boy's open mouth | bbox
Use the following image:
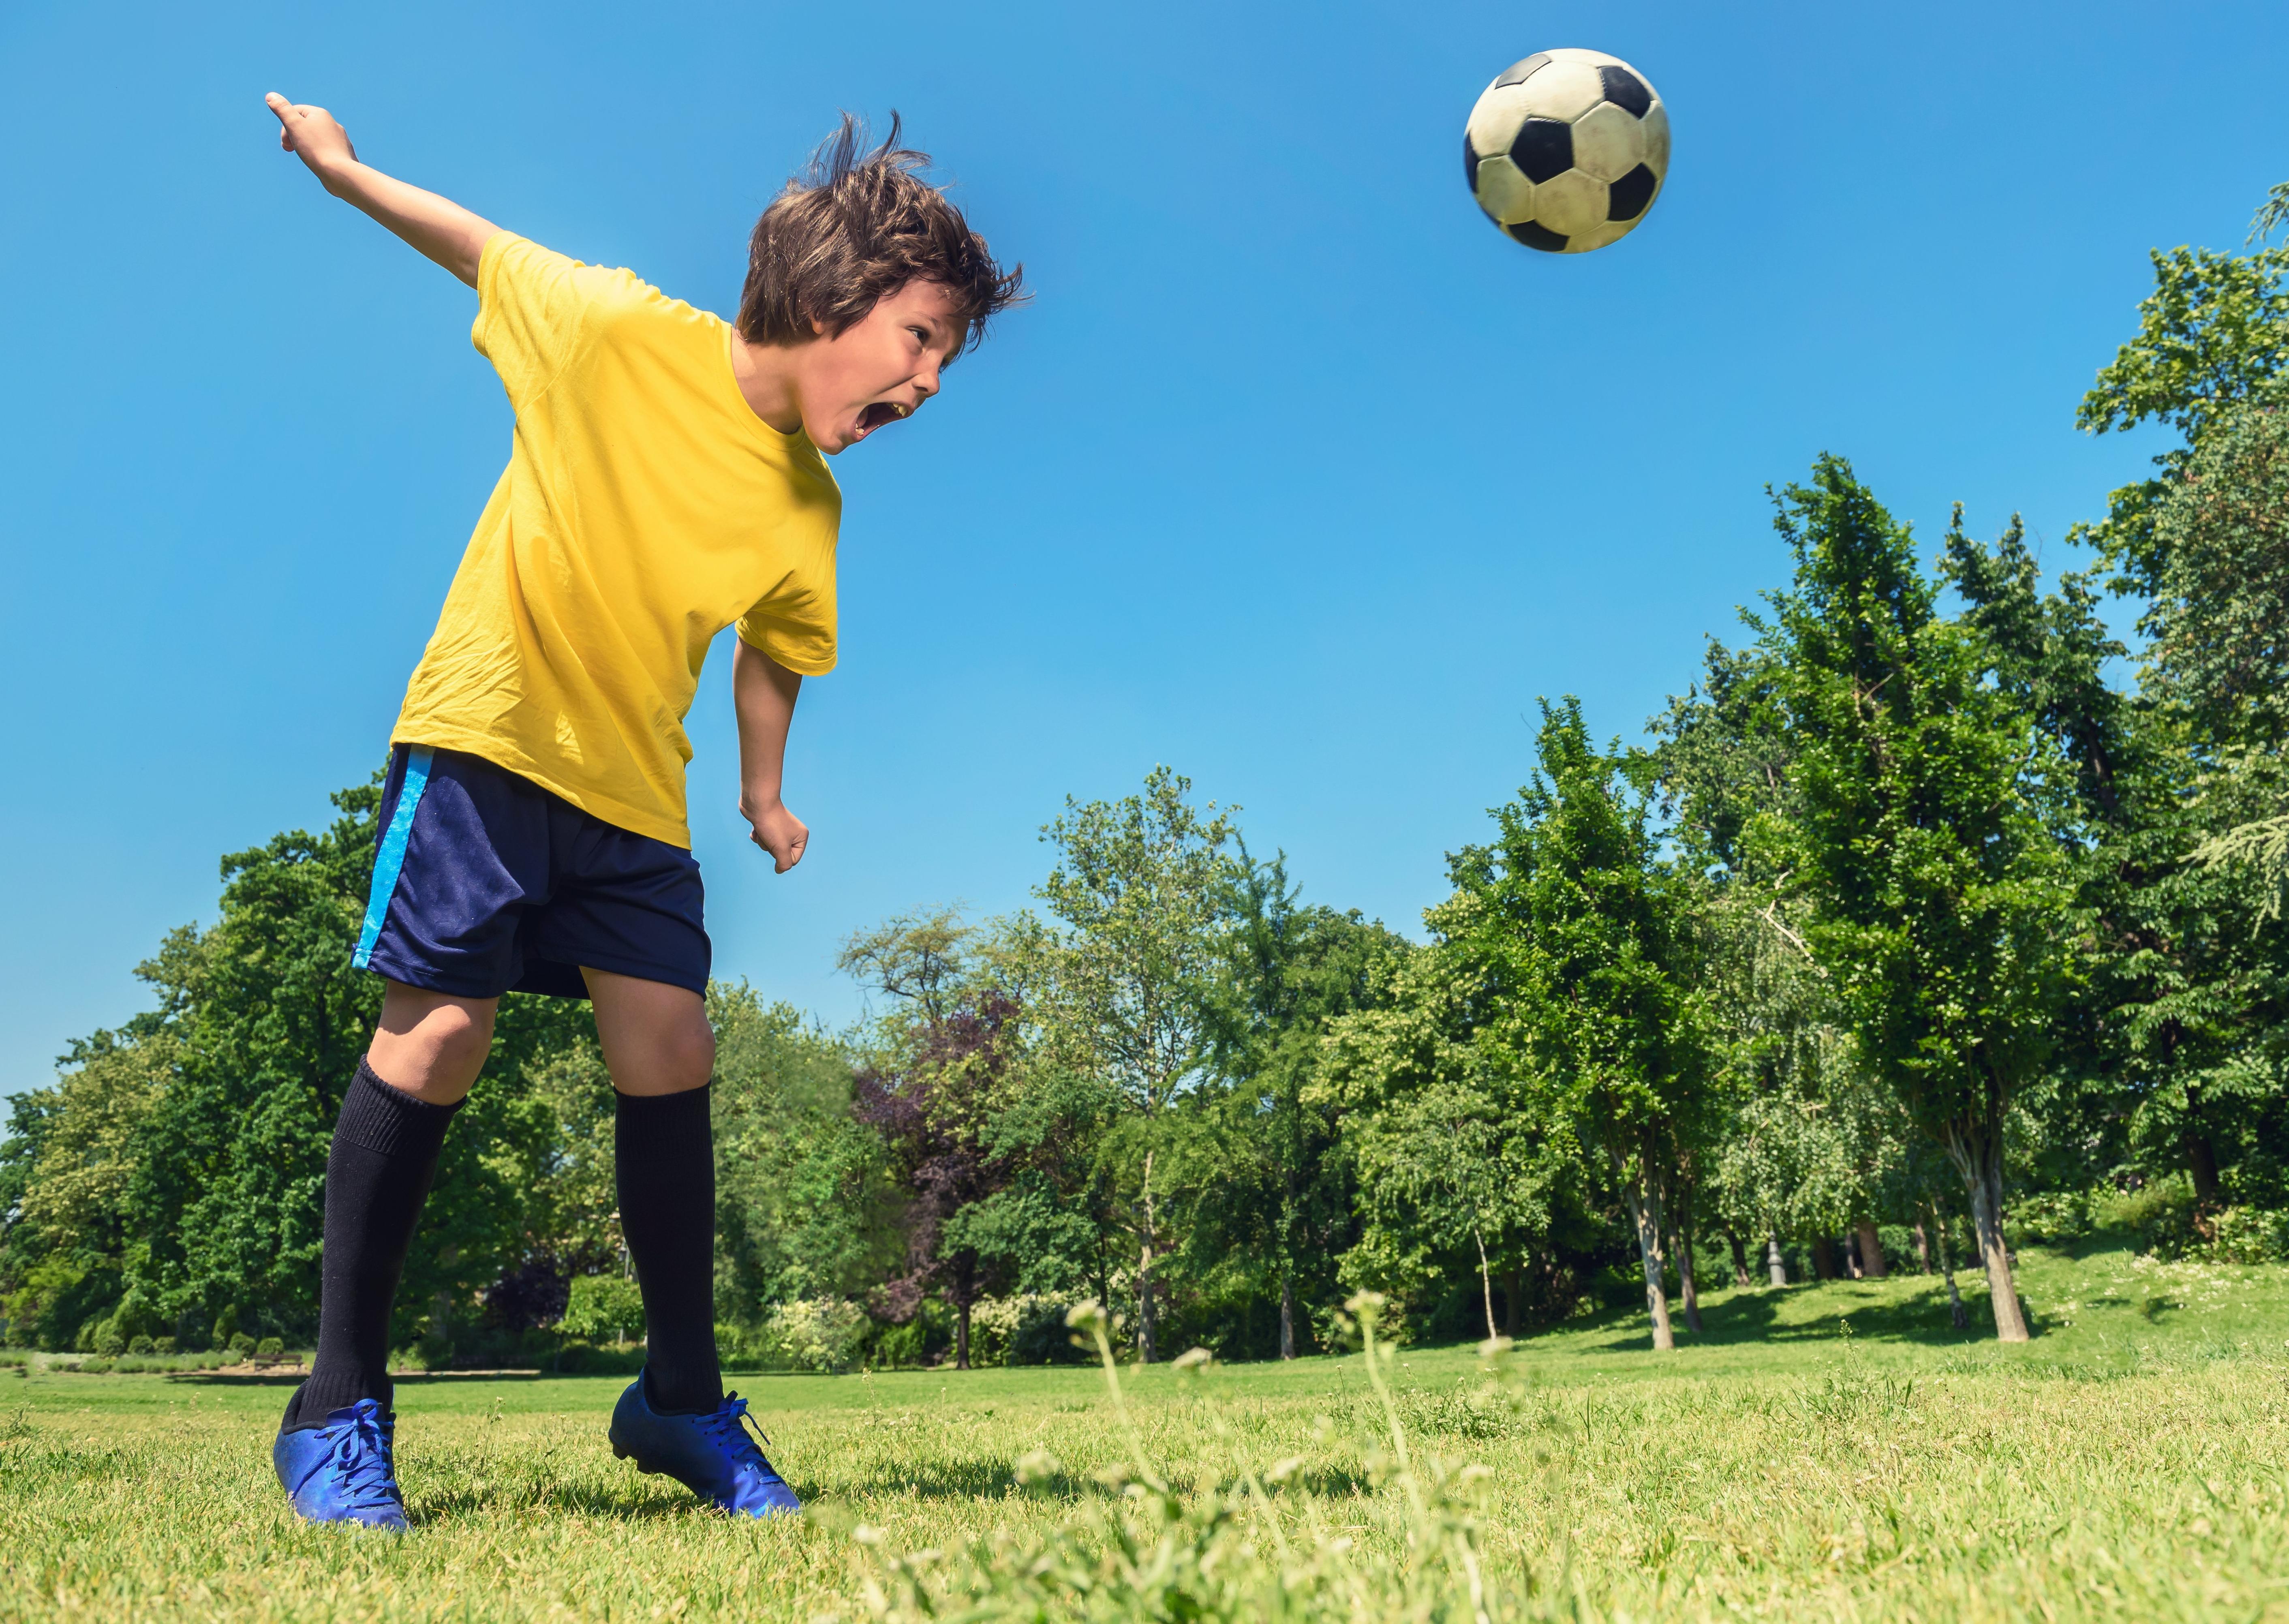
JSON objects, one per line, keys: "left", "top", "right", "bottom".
{"left": 855, "top": 401, "right": 911, "bottom": 435}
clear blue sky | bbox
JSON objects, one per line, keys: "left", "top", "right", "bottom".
{"left": 3, "top": 0, "right": 2282, "bottom": 1096}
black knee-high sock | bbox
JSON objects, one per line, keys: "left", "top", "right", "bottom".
{"left": 615, "top": 1085, "right": 722, "bottom": 1415}
{"left": 288, "top": 1060, "right": 462, "bottom": 1428}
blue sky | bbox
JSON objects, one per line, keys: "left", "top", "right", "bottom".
{"left": 2, "top": 0, "right": 2283, "bottom": 1096}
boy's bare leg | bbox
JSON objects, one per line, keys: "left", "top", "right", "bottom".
{"left": 367, "top": 982, "right": 498, "bottom": 1104}
{"left": 584, "top": 968, "right": 714, "bottom": 1095}
{"left": 586, "top": 967, "right": 723, "bottom": 1413}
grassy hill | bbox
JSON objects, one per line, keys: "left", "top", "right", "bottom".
{"left": 4, "top": 1238, "right": 2287, "bottom": 1621}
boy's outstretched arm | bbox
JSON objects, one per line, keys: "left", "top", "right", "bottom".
{"left": 265, "top": 93, "right": 499, "bottom": 287}
{"left": 733, "top": 641, "right": 810, "bottom": 874}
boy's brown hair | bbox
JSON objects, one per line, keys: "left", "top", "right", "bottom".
{"left": 739, "top": 115, "right": 1025, "bottom": 355}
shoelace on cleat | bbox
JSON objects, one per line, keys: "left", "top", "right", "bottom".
{"left": 697, "top": 1393, "right": 781, "bottom": 1476}
{"left": 323, "top": 1406, "right": 404, "bottom": 1513}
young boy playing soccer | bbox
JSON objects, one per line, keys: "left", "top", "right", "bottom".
{"left": 261, "top": 92, "right": 1022, "bottom": 1530}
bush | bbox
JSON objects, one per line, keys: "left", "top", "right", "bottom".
{"left": 127, "top": 1335, "right": 155, "bottom": 1356}
{"left": 2092, "top": 1175, "right": 2199, "bottom": 1255}
{"left": 549, "top": 1339, "right": 645, "bottom": 1376}
{"left": 255, "top": 1336, "right": 285, "bottom": 1362}
{"left": 968, "top": 1294, "right": 1089, "bottom": 1367}
{"left": 761, "top": 1298, "right": 869, "bottom": 1373}
{"left": 153, "top": 1335, "right": 176, "bottom": 1355}
{"left": 558, "top": 1275, "right": 645, "bottom": 1344}
{"left": 2201, "top": 1206, "right": 2289, "bottom": 1265}
{"left": 93, "top": 1322, "right": 127, "bottom": 1358}
{"left": 2006, "top": 1190, "right": 2092, "bottom": 1247}
{"left": 227, "top": 1332, "right": 256, "bottom": 1359}
{"left": 870, "top": 1318, "right": 926, "bottom": 1369}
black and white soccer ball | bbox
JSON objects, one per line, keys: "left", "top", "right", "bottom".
{"left": 1463, "top": 49, "right": 1669, "bottom": 254}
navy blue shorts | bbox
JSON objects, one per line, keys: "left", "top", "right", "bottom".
{"left": 351, "top": 744, "right": 710, "bottom": 1001}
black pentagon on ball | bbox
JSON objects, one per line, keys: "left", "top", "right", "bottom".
{"left": 1463, "top": 132, "right": 1482, "bottom": 188}
{"left": 1507, "top": 220, "right": 1567, "bottom": 252}
{"left": 1493, "top": 51, "right": 1551, "bottom": 88}
{"left": 1597, "top": 64, "right": 1653, "bottom": 118}
{"left": 1606, "top": 163, "right": 1658, "bottom": 222}
{"left": 1508, "top": 118, "right": 1572, "bottom": 184}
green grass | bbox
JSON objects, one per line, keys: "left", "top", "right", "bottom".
{"left": 7, "top": 1240, "right": 2289, "bottom": 1621}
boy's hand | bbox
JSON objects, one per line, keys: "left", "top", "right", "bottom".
{"left": 741, "top": 795, "right": 810, "bottom": 874}
{"left": 266, "top": 93, "right": 358, "bottom": 185}
{"left": 259, "top": 91, "right": 498, "bottom": 287}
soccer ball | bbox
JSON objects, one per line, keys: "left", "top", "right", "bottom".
{"left": 1463, "top": 49, "right": 1670, "bottom": 254}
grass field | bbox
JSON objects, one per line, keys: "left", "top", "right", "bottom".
{"left": 8, "top": 1239, "right": 2289, "bottom": 1622}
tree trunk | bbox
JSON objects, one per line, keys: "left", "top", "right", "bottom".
{"left": 1766, "top": 1235, "right": 1788, "bottom": 1287}
{"left": 1912, "top": 1219, "right": 1932, "bottom": 1273}
{"left": 1931, "top": 1203, "right": 1968, "bottom": 1329}
{"left": 1474, "top": 1229, "right": 1499, "bottom": 1342}
{"left": 1727, "top": 1228, "right": 1752, "bottom": 1289}
{"left": 1810, "top": 1235, "right": 1839, "bottom": 1280}
{"left": 1946, "top": 1119, "right": 2030, "bottom": 1342}
{"left": 1673, "top": 1190, "right": 1703, "bottom": 1333}
{"left": 1136, "top": 1150, "right": 1157, "bottom": 1363}
{"left": 1278, "top": 1271, "right": 1295, "bottom": 1361}
{"left": 1617, "top": 1162, "right": 1675, "bottom": 1352}
{"left": 2188, "top": 1130, "right": 2222, "bottom": 1209}
{"left": 1855, "top": 1218, "right": 1888, "bottom": 1279}
{"left": 1676, "top": 1228, "right": 1703, "bottom": 1333}
{"left": 955, "top": 1298, "right": 971, "bottom": 1370}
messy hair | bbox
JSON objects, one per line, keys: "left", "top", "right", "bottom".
{"left": 738, "top": 114, "right": 1026, "bottom": 355}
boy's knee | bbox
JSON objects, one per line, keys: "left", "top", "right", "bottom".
{"left": 668, "top": 1019, "right": 716, "bottom": 1093}
{"left": 371, "top": 985, "right": 498, "bottom": 1101}
{"left": 425, "top": 1002, "right": 496, "bottom": 1067}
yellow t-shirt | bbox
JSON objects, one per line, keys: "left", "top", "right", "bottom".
{"left": 392, "top": 233, "right": 841, "bottom": 848}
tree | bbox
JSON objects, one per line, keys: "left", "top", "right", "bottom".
{"left": 2073, "top": 198, "right": 2289, "bottom": 605}
{"left": 1438, "top": 699, "right": 1711, "bottom": 1351}
{"left": 1190, "top": 849, "right": 1399, "bottom": 1357}
{"left": 1760, "top": 457, "right": 2073, "bottom": 1342}
{"left": 1316, "top": 931, "right": 1577, "bottom": 1344}
{"left": 2058, "top": 191, "right": 2289, "bottom": 1214}
{"left": 710, "top": 983, "right": 894, "bottom": 1320}
{"left": 843, "top": 910, "right": 1024, "bottom": 1369}
{"left": 1025, "top": 767, "right": 1235, "bottom": 1362}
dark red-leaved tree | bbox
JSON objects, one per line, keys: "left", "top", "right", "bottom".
{"left": 852, "top": 989, "right": 1022, "bottom": 1369}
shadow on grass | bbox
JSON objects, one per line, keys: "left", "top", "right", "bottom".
{"left": 1549, "top": 1275, "right": 2033, "bottom": 1354}
{"left": 167, "top": 1369, "right": 554, "bottom": 1389}
{"left": 832, "top": 1458, "right": 1376, "bottom": 1504}
{"left": 411, "top": 1479, "right": 704, "bottom": 1523}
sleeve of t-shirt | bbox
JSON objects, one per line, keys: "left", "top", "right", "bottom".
{"left": 736, "top": 568, "right": 839, "bottom": 676}
{"left": 470, "top": 233, "right": 649, "bottom": 405}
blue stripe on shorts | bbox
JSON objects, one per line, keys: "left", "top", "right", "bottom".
{"left": 353, "top": 745, "right": 434, "bottom": 968}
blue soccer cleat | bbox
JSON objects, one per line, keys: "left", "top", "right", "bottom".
{"left": 273, "top": 1396, "right": 409, "bottom": 1530}
{"left": 608, "top": 1373, "right": 801, "bottom": 1517}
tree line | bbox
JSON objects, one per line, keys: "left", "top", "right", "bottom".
{"left": 4, "top": 188, "right": 2287, "bottom": 1368}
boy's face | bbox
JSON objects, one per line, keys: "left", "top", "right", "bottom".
{"left": 796, "top": 281, "right": 966, "bottom": 454}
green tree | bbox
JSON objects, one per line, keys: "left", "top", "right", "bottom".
{"left": 709, "top": 983, "right": 894, "bottom": 1318}
{"left": 2073, "top": 195, "right": 2289, "bottom": 601}
{"left": 1025, "top": 767, "right": 1236, "bottom": 1362}
{"left": 1316, "top": 932, "right": 1575, "bottom": 1343}
{"left": 1759, "top": 457, "right": 2073, "bottom": 1342}
{"left": 1444, "top": 699, "right": 1710, "bottom": 1351}
{"left": 2059, "top": 190, "right": 2289, "bottom": 1213}
{"left": 1189, "top": 850, "right": 1401, "bottom": 1355}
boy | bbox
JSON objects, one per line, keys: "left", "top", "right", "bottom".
{"left": 261, "top": 92, "right": 1022, "bottom": 1529}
